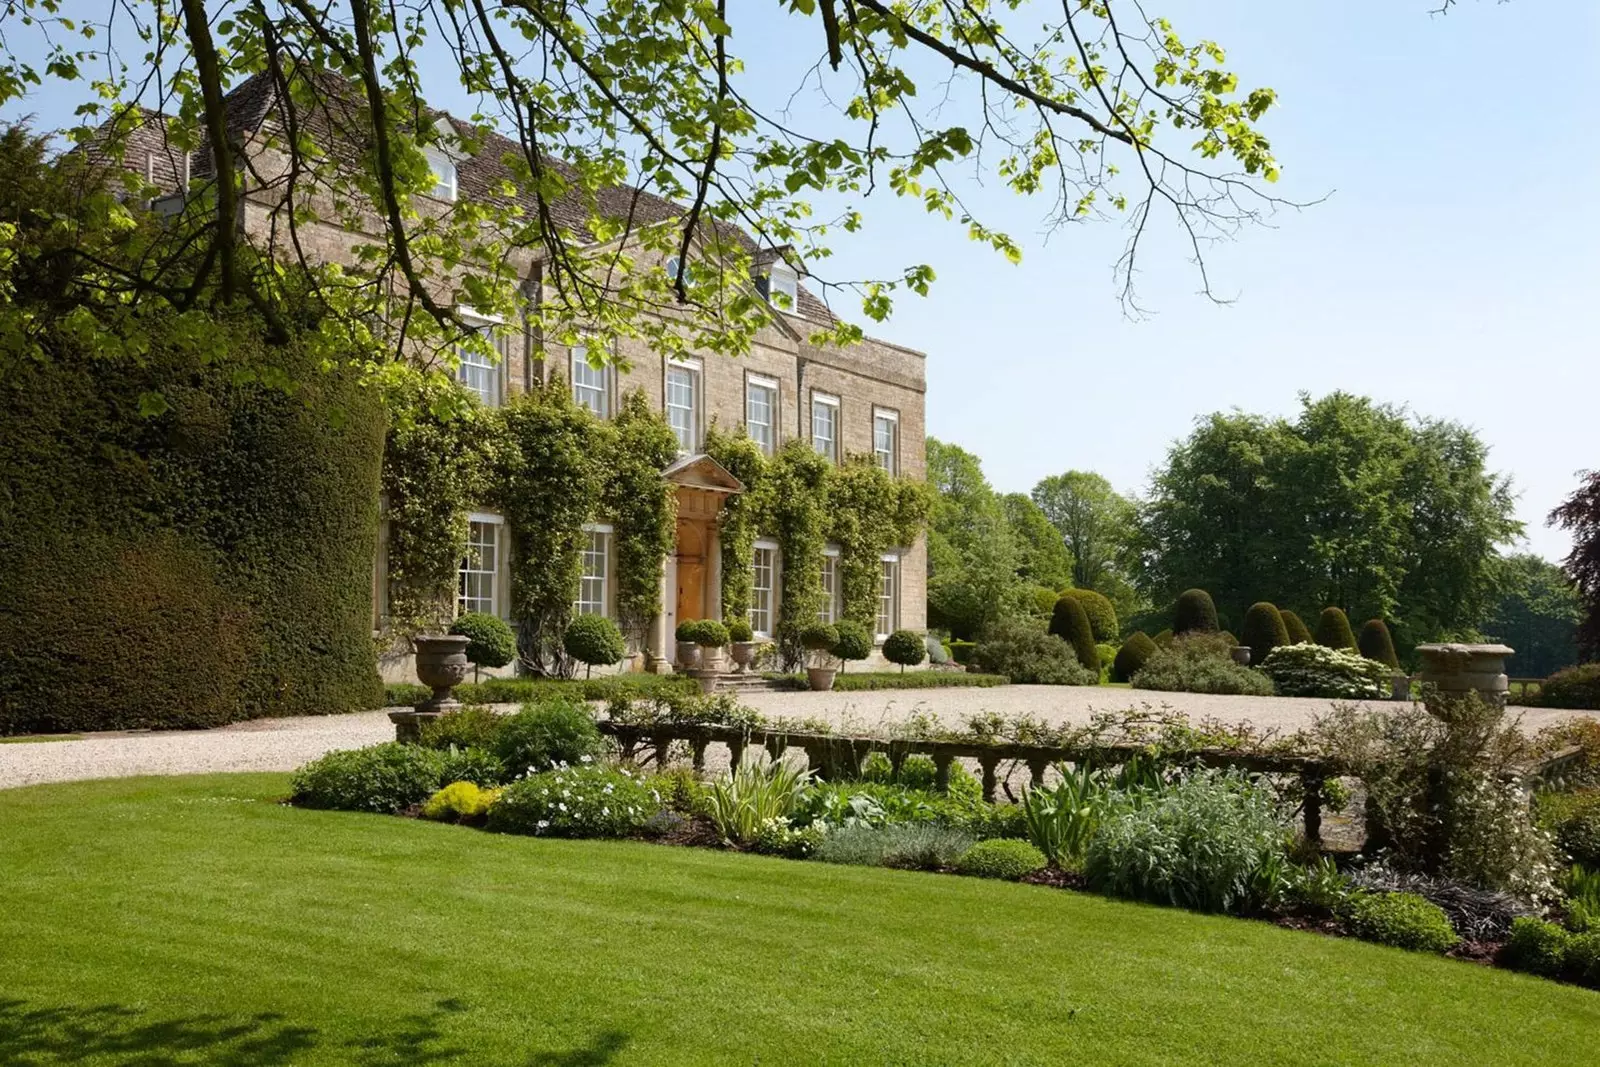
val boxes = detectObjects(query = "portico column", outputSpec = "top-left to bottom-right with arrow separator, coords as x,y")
648,555 -> 673,673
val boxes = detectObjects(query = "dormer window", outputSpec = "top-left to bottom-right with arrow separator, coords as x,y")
425,147 -> 457,202
768,263 -> 798,309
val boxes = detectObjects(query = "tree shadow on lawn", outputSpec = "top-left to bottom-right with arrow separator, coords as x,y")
0,996 -> 631,1065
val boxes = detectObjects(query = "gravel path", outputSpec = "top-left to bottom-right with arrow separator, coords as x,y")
3,686 -> 1594,790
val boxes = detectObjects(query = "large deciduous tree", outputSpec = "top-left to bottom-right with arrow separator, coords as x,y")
1550,470 -> 1600,661
0,0 -> 1287,392
1000,493 -> 1074,593
1031,470 -> 1139,593
925,439 -> 1025,639
1482,553 -> 1582,678
1139,393 -> 1520,648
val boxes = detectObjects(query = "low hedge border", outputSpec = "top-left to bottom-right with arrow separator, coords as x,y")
761,671 -> 1008,692
384,674 -> 698,707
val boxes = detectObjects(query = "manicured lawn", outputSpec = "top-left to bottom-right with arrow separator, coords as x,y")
2,776 -> 1595,1065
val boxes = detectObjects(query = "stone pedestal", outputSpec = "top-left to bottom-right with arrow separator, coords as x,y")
1414,643 -> 1514,707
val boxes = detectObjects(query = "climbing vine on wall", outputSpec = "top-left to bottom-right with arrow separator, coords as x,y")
604,391 -> 679,646
382,380 -> 484,637
705,425 -> 769,624
488,377 -> 604,675
767,439 -> 831,669
828,456 -> 931,631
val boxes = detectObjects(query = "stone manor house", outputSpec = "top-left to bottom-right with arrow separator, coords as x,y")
113,73 -> 929,676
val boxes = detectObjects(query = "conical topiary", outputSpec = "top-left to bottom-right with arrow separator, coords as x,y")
1241,602 -> 1290,669
1048,594 -> 1099,672
1282,610 -> 1313,645
1112,632 -> 1158,683
1358,618 -> 1400,669
1154,628 -> 1174,648
1061,588 -> 1119,643
1173,589 -> 1219,636
1314,607 -> 1357,652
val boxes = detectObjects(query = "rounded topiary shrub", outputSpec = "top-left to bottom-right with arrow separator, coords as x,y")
1314,607 -> 1358,652
690,619 -> 731,648
954,838 -> 1046,880
882,630 -> 927,672
1500,917 -> 1572,978
488,763 -> 658,838
1343,891 -> 1459,954
833,620 -> 874,668
563,614 -> 627,677
800,623 -> 839,654
1153,628 -> 1174,648
449,612 -> 517,678
1282,610 -> 1314,645
1173,589 -> 1219,636
674,620 -> 698,643
495,696 -> 604,775
1542,664 -> 1600,711
1048,595 -> 1099,672
1358,618 -> 1401,670
1061,588 -> 1119,643
1112,632 -> 1158,683
290,743 -> 444,813
727,617 -> 754,643
1241,602 -> 1289,670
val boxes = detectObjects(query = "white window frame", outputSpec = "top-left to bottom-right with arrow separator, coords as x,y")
576,523 -> 613,617
876,552 -> 901,641
751,539 -> 780,639
454,308 -> 505,408
811,391 -> 839,463
570,345 -> 611,418
873,408 -> 899,475
819,545 -> 842,625
458,512 -> 506,618
768,263 -> 799,309
425,147 -> 458,202
746,374 -> 779,456
666,357 -> 702,452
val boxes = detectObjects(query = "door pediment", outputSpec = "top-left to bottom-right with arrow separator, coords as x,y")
663,453 -> 744,494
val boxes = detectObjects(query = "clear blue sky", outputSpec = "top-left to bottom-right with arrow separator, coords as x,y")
9,2 -> 1594,561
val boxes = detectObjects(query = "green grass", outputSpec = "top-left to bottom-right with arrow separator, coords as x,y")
764,670 -> 1008,691
0,734 -> 83,743
2,775 -> 1596,1065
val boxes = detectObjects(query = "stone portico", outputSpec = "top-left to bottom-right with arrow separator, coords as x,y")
651,454 -> 744,672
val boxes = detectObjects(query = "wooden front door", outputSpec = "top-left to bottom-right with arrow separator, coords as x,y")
675,518 -> 706,623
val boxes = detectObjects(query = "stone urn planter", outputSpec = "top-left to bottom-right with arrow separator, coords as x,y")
1229,645 -> 1251,667
413,634 -> 471,714
730,641 -> 757,672
1415,643 -> 1514,707
689,668 -> 721,695
806,665 -> 837,692
697,644 -> 726,673
675,640 -> 700,671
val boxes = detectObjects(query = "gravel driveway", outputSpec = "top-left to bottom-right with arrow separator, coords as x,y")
3,686 -> 1593,790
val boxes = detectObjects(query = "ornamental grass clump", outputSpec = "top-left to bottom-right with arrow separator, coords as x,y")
1259,643 -> 1390,699
706,756 -> 812,846
1084,768 -> 1290,914
290,743 -> 445,814
487,761 -> 657,838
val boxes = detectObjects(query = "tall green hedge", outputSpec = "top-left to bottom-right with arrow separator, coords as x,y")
0,313 -> 385,733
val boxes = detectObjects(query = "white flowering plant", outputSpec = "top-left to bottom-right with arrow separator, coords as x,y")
486,759 -> 660,838
1260,643 -> 1391,699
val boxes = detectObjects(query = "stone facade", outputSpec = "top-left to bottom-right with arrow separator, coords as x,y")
110,81 -> 930,676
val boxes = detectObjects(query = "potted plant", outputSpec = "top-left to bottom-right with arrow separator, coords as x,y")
727,617 -> 757,672
833,620 -> 873,674
686,619 -> 730,693
675,619 -> 700,671
800,623 -> 840,691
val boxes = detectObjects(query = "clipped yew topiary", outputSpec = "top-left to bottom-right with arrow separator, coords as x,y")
1282,610 -> 1314,645
1061,588 -> 1119,643
1315,607 -> 1358,652
1358,618 -> 1401,670
450,612 -> 517,681
1241,602 -> 1289,669
1153,628 -> 1174,648
833,620 -> 874,671
882,630 -> 927,672
1048,595 -> 1100,672
1112,632 -> 1158,683
563,614 -> 627,678
1173,589 -> 1219,636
